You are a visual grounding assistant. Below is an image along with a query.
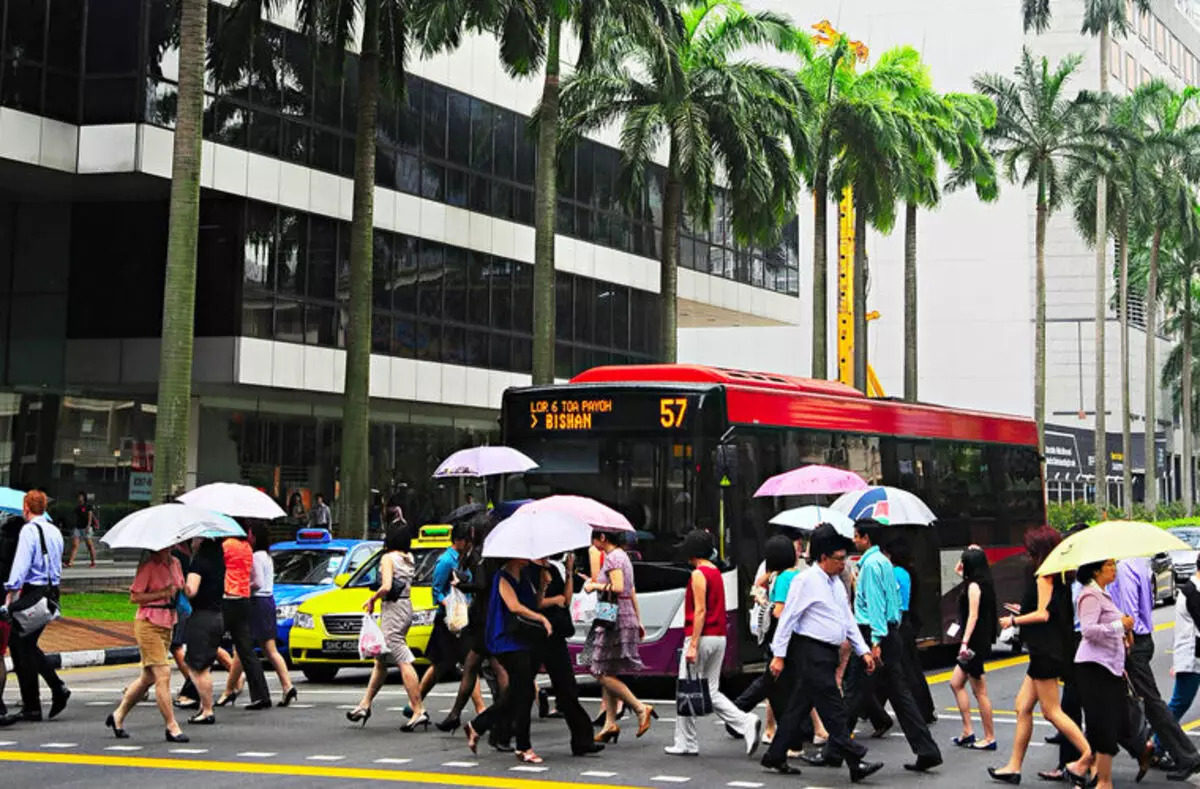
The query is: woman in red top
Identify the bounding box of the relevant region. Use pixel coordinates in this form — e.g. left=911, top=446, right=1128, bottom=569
left=217, top=535, right=270, bottom=709
left=666, top=530, right=762, bottom=757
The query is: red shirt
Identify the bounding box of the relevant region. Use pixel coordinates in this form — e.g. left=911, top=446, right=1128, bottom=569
left=684, top=564, right=726, bottom=637
left=222, top=539, right=252, bottom=598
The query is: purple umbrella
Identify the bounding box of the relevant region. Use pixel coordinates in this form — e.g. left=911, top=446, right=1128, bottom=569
left=432, top=446, right=538, bottom=478
left=753, top=464, right=869, bottom=498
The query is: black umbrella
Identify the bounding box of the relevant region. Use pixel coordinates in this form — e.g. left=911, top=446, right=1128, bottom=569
left=444, top=502, right=486, bottom=523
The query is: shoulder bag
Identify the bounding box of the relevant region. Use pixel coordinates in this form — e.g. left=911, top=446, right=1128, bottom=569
left=9, top=524, right=61, bottom=634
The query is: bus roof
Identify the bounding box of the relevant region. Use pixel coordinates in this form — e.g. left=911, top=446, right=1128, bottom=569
left=567, top=364, right=1037, bottom=446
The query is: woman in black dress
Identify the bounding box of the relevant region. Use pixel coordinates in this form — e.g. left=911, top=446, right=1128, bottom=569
left=950, top=547, right=999, bottom=750
left=988, top=526, right=1091, bottom=784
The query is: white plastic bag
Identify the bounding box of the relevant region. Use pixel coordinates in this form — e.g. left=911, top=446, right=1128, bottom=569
left=358, top=614, right=388, bottom=660
left=571, top=589, right=598, bottom=625
left=445, top=587, right=470, bottom=633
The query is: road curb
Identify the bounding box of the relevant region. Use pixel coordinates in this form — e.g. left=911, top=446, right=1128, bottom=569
left=3, top=645, right=139, bottom=672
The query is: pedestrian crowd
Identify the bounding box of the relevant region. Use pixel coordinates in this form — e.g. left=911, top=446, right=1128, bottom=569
left=0, top=488, right=1198, bottom=787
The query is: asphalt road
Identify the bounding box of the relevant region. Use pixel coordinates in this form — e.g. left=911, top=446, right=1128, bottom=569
left=0, top=606, right=1195, bottom=789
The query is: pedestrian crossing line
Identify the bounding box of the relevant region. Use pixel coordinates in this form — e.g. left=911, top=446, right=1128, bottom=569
left=441, top=760, right=479, bottom=768
left=374, top=758, right=413, bottom=765
left=650, top=776, right=690, bottom=783
left=40, top=743, right=76, bottom=748
left=287, top=704, right=314, bottom=709
left=237, top=751, right=278, bottom=758
left=105, top=746, right=143, bottom=752
left=512, top=765, right=549, bottom=773
left=0, top=741, right=15, bottom=747
left=580, top=771, right=618, bottom=778
left=307, top=755, right=345, bottom=762
left=726, top=782, right=763, bottom=788
left=168, top=749, right=209, bottom=755
left=0, top=750, right=662, bottom=788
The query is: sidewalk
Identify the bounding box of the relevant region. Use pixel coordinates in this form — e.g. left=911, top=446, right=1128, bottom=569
left=60, top=560, right=137, bottom=593
left=2, top=618, right=139, bottom=672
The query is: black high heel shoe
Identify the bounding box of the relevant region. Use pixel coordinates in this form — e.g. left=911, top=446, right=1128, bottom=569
left=165, top=729, right=190, bottom=744
left=435, top=714, right=461, bottom=733
left=346, top=706, right=372, bottom=727
left=400, top=712, right=431, bottom=733
left=277, top=687, right=298, bottom=708
left=105, top=713, right=129, bottom=739
left=215, top=691, right=240, bottom=708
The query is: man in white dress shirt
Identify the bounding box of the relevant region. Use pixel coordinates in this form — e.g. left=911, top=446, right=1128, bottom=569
left=761, top=524, right=883, bottom=782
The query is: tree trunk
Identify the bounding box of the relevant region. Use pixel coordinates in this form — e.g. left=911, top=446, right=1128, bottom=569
left=1035, top=171, right=1048, bottom=466
left=340, top=0, right=381, bottom=538
left=1094, top=24, right=1109, bottom=512
left=1120, top=211, right=1132, bottom=514
left=150, top=0, right=207, bottom=503
left=1145, top=226, right=1162, bottom=513
left=1184, top=281, right=1194, bottom=517
left=853, top=193, right=867, bottom=392
left=531, top=18, right=561, bottom=383
left=903, top=201, right=918, bottom=402
left=660, top=142, right=683, bottom=362
left=812, top=175, right=828, bottom=379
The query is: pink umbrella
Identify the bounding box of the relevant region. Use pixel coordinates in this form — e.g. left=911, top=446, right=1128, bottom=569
left=754, top=465, right=869, bottom=498
left=516, top=495, right=634, bottom=533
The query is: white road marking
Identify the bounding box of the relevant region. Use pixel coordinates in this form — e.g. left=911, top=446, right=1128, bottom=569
left=104, top=746, right=143, bottom=752
left=581, top=771, right=618, bottom=778
left=237, top=751, right=278, bottom=758
left=374, top=758, right=412, bottom=765
left=0, top=741, right=16, bottom=747
left=336, top=704, right=359, bottom=710
left=511, top=766, right=549, bottom=773
left=727, top=782, right=764, bottom=788
left=441, top=761, right=478, bottom=768
left=287, top=704, right=314, bottom=709
left=40, top=743, right=77, bottom=749
left=651, top=776, right=691, bottom=783
left=169, top=748, right=209, bottom=754
left=307, top=755, right=345, bottom=762
left=86, top=701, right=112, bottom=707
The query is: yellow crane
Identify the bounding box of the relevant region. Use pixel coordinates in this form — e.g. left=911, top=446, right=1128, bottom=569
left=812, top=21, right=885, bottom=398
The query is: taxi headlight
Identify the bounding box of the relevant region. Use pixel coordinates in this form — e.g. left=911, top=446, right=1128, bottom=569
left=294, top=611, right=314, bottom=630
left=276, top=604, right=299, bottom=622
left=411, top=609, right=436, bottom=627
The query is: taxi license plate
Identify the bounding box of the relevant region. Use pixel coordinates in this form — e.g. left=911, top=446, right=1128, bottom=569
left=323, top=639, right=358, bottom=655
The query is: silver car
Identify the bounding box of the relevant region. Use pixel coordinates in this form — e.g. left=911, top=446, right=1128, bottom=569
left=1167, top=527, right=1200, bottom=586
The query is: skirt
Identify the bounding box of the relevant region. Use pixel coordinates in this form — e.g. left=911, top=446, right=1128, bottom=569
left=249, top=595, right=276, bottom=643
left=1077, top=660, right=1129, bottom=756
left=184, top=609, right=224, bottom=672
left=424, top=610, right=462, bottom=666
left=135, top=618, right=173, bottom=668
left=380, top=598, right=415, bottom=666
left=586, top=622, right=643, bottom=677
left=1027, top=653, right=1067, bottom=681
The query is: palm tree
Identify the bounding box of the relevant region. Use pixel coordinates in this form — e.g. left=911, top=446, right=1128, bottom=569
left=897, top=82, right=998, bottom=402
left=1155, top=228, right=1200, bottom=516
left=557, top=0, right=810, bottom=362
left=215, top=0, right=420, bottom=536
left=1023, top=0, right=1151, bottom=514
left=974, top=49, right=1106, bottom=459
left=151, top=0, right=208, bottom=503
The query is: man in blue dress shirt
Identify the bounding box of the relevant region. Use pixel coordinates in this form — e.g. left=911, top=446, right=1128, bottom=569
left=761, top=524, right=883, bottom=781
left=844, top=520, right=941, bottom=772
left=0, top=491, right=68, bottom=726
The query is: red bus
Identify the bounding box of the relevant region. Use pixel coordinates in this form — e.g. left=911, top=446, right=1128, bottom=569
left=501, top=364, right=1043, bottom=675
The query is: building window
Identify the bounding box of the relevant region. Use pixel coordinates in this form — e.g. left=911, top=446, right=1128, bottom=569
left=1140, top=10, right=1151, bottom=40
left=1156, top=20, right=1166, bottom=58
left=1111, top=42, right=1121, bottom=79
left=1126, top=53, right=1137, bottom=86
left=1142, top=66, right=1152, bottom=86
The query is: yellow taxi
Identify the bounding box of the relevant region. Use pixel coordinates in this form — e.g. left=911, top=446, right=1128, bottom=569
left=289, top=524, right=453, bottom=682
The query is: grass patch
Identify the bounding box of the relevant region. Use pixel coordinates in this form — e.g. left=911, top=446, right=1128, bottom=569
left=60, top=592, right=134, bottom=622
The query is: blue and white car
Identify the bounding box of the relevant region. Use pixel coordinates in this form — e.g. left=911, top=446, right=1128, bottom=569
left=270, top=529, right=382, bottom=655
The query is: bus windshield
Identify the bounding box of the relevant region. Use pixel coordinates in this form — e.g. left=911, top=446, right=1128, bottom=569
left=508, top=434, right=697, bottom=563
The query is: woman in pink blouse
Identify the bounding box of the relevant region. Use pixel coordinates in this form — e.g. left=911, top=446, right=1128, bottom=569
left=106, top=546, right=189, bottom=742
left=1073, top=559, right=1135, bottom=789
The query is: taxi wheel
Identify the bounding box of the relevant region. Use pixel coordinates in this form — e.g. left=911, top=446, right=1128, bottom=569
left=301, top=666, right=340, bottom=683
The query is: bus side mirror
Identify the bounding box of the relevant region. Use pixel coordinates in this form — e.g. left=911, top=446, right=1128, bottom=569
left=334, top=573, right=350, bottom=588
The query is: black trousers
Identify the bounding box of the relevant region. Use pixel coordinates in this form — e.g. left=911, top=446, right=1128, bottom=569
left=11, top=622, right=63, bottom=712
left=766, top=635, right=867, bottom=771
left=1128, top=633, right=1198, bottom=767
left=898, top=615, right=935, bottom=721
left=473, top=650, right=534, bottom=751
left=845, top=625, right=940, bottom=761
left=737, top=669, right=812, bottom=747
left=534, top=636, right=593, bottom=753
left=222, top=598, right=270, bottom=704
left=1059, top=657, right=1085, bottom=767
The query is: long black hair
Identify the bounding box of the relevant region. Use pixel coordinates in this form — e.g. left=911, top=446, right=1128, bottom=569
left=960, top=547, right=999, bottom=643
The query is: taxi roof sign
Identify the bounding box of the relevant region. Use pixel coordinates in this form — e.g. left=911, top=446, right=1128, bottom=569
left=418, top=524, right=452, bottom=540
left=296, top=528, right=333, bottom=544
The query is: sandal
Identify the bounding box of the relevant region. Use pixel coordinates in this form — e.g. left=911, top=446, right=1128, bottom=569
left=516, top=750, right=544, bottom=765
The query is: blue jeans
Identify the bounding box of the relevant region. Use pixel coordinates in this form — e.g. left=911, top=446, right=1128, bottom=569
left=1157, top=673, right=1200, bottom=750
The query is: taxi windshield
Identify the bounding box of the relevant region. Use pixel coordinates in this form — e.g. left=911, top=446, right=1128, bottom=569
left=348, top=547, right=444, bottom=589
left=273, top=549, right=344, bottom=585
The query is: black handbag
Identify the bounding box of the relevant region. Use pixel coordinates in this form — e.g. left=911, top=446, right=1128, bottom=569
left=1125, top=675, right=1151, bottom=746
left=676, top=664, right=713, bottom=717
left=506, top=612, right=547, bottom=643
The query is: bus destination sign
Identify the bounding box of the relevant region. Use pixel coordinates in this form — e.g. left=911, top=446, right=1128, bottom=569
left=514, top=392, right=696, bottom=434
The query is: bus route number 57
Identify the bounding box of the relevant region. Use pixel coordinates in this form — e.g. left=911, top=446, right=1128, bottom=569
left=659, top=397, right=688, bottom=429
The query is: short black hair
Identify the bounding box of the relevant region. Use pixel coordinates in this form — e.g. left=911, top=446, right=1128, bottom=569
left=811, top=524, right=854, bottom=562
left=593, top=530, right=625, bottom=547
left=764, top=535, right=797, bottom=573
left=854, top=519, right=884, bottom=544
left=679, top=529, right=713, bottom=561
left=249, top=522, right=271, bottom=551
left=1067, top=522, right=1089, bottom=536
left=1076, top=559, right=1109, bottom=586
left=385, top=525, right=412, bottom=553
left=451, top=522, right=472, bottom=543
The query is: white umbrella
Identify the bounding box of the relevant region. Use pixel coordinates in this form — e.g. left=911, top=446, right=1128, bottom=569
left=769, top=506, right=855, bottom=538
left=433, top=446, right=538, bottom=478
left=829, top=486, right=937, bottom=526
left=178, top=483, right=287, bottom=520
left=482, top=509, right=592, bottom=560
left=101, top=504, right=245, bottom=552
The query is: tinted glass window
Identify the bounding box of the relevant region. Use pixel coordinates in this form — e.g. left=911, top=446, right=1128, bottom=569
left=395, top=235, right=417, bottom=314
left=418, top=240, right=443, bottom=318
left=513, top=264, right=533, bottom=333
left=308, top=217, right=337, bottom=300
left=467, top=251, right=490, bottom=326
left=574, top=277, right=593, bottom=344
left=244, top=202, right=275, bottom=296
left=555, top=275, right=571, bottom=340
left=7, top=0, right=46, bottom=63
left=277, top=209, right=307, bottom=296
left=489, top=259, right=512, bottom=330
left=493, top=109, right=514, bottom=179
left=447, top=92, right=470, bottom=166
left=470, top=99, right=493, bottom=173
left=373, top=232, right=393, bottom=311
left=514, top=119, right=535, bottom=185
left=443, top=245, right=467, bottom=323
left=424, top=83, right=446, bottom=159
left=47, top=0, right=83, bottom=72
